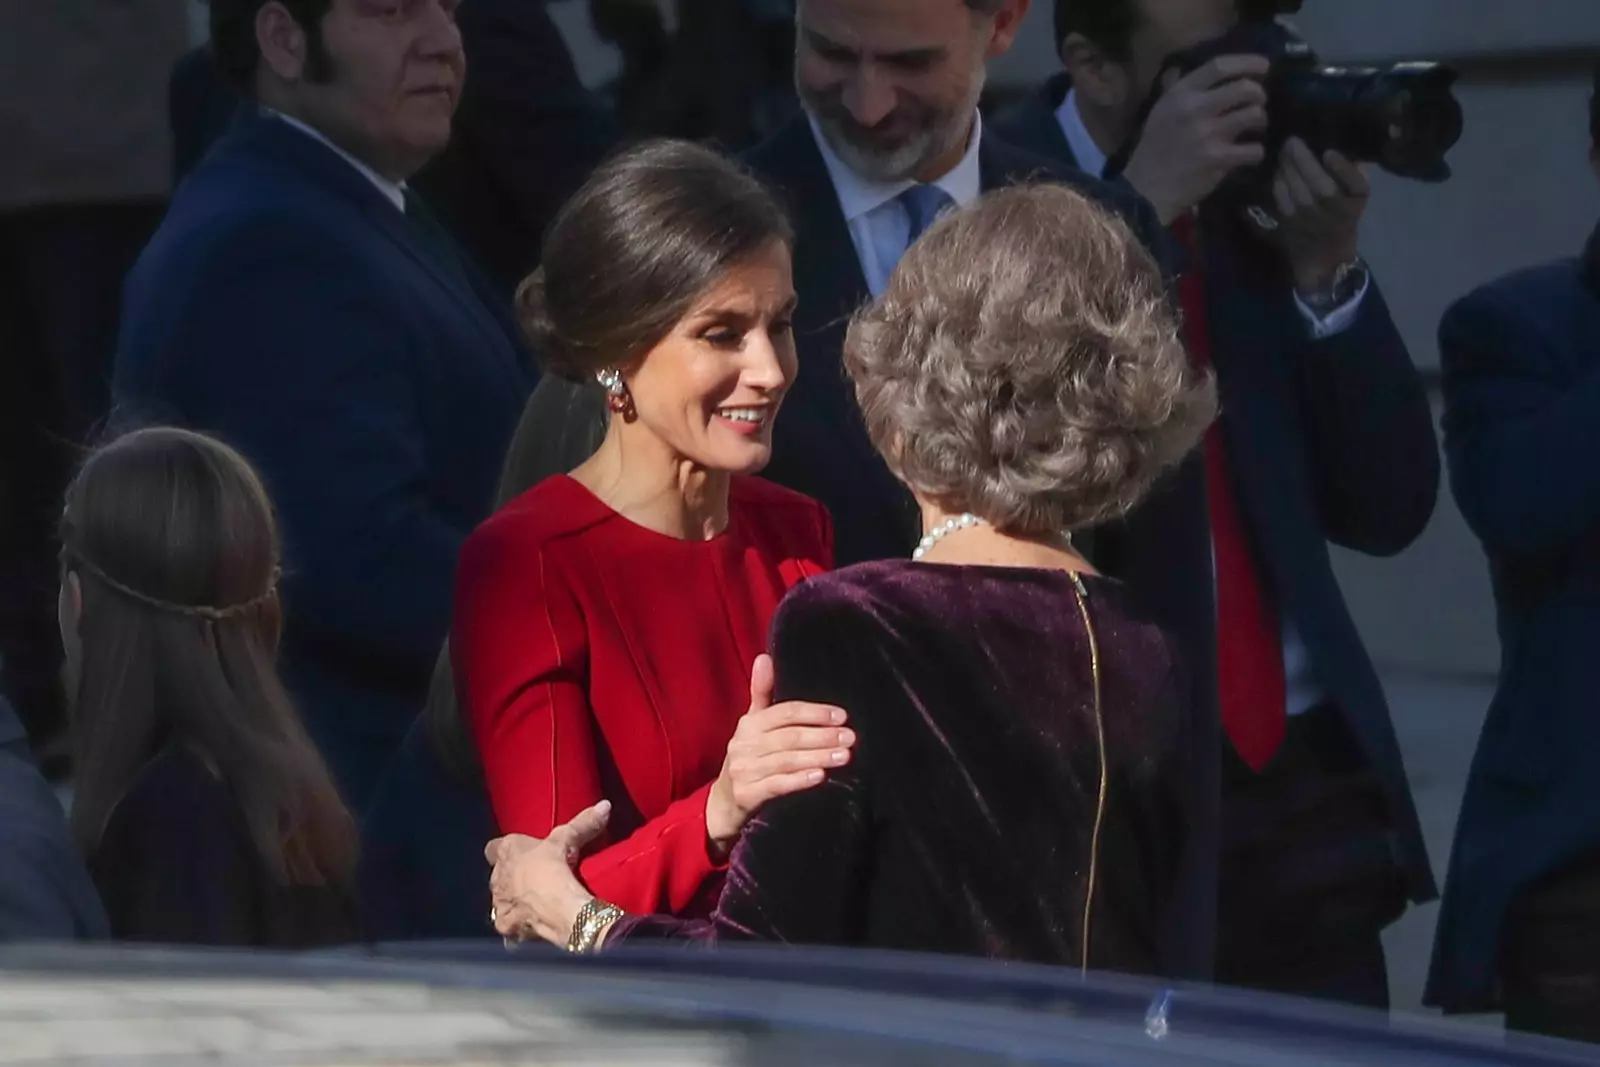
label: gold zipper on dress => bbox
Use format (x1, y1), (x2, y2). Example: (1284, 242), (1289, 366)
(1067, 572), (1108, 977)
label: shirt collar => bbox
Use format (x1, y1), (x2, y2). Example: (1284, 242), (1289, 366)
(1054, 88), (1110, 180)
(266, 109), (408, 212)
(807, 109), (986, 223)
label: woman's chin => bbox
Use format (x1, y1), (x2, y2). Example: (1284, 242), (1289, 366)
(694, 430), (774, 476)
(713, 446), (773, 477)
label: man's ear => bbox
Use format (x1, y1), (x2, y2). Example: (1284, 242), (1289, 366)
(1060, 32), (1125, 110)
(256, 1), (313, 82)
(984, 0), (1034, 61)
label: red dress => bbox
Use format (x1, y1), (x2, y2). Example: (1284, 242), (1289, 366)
(452, 474), (833, 916)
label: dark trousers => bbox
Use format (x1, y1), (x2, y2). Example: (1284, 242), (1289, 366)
(1215, 703), (1409, 1010)
(1502, 851), (1600, 1044)
(0, 201), (164, 757)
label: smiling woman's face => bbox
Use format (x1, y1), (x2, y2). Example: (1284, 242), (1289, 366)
(621, 239), (799, 475)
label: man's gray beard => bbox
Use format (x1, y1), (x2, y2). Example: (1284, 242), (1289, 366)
(818, 121), (945, 184)
(801, 60), (988, 184)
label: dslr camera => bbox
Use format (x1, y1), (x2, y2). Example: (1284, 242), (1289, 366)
(1116, 0), (1464, 231)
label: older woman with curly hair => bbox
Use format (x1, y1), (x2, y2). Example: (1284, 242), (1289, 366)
(486, 182), (1217, 977)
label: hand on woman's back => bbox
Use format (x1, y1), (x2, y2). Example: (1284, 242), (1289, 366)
(705, 654), (854, 852)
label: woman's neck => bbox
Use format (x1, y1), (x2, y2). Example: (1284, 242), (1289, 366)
(570, 419), (731, 541)
(914, 504), (1096, 576)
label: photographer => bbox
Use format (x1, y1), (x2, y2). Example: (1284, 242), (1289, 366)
(1426, 67), (1600, 1043)
(995, 0), (1440, 1008)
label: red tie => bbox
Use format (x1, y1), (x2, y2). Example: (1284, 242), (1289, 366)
(1172, 214), (1286, 771)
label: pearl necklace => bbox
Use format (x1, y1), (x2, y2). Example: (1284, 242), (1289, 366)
(913, 513), (984, 560)
(912, 515), (1078, 561)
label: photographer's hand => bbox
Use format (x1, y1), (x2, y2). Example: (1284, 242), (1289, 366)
(1272, 138), (1368, 295)
(1120, 55), (1271, 226)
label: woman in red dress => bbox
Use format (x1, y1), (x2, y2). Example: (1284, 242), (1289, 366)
(451, 140), (853, 919)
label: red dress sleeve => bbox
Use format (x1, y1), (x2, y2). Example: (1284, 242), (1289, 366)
(452, 512), (723, 915)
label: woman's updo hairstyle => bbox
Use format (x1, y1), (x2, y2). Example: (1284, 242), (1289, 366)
(516, 138), (793, 381)
(844, 183), (1217, 538)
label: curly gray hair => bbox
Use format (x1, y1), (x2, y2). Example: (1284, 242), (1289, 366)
(843, 183), (1216, 538)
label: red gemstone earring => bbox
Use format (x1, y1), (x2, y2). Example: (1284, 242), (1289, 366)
(597, 368), (634, 418)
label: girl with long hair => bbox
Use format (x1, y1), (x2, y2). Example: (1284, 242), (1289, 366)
(60, 426), (359, 946)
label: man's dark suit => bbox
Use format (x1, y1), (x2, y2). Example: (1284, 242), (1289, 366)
(169, 1), (614, 299)
(743, 114), (1216, 979)
(0, 694), (107, 940)
(996, 78), (1440, 999)
(1427, 222), (1600, 1020)
(113, 113), (533, 807)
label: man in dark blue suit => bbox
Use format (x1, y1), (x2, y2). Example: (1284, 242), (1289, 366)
(995, 0), (1439, 1007)
(741, 0), (1221, 981)
(167, 0), (618, 299)
(0, 692), (107, 941)
(1426, 69), (1600, 1043)
(114, 0), (533, 808)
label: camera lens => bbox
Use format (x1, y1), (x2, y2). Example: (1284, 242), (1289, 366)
(1275, 63), (1463, 181)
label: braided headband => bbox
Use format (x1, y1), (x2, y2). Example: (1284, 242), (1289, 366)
(69, 554), (281, 622)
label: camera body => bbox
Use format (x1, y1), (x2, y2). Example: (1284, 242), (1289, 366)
(1115, 0), (1464, 232)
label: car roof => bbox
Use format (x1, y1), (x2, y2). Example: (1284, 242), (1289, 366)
(1, 942), (1590, 1067)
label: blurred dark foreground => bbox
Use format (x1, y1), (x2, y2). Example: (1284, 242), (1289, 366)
(2, 941), (1598, 1066)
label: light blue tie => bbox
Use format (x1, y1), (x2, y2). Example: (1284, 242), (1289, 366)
(898, 183), (956, 249)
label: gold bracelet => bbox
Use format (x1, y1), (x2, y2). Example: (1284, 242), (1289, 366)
(566, 897), (624, 954)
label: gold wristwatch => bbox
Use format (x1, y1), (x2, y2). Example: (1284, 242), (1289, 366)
(566, 897), (624, 954)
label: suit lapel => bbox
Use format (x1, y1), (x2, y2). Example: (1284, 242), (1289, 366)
(1003, 74), (1079, 166)
(244, 116), (523, 364)
(745, 118), (920, 557)
(1198, 210), (1306, 601)
(361, 190), (524, 362)
(748, 119), (871, 416)
(979, 132), (1033, 191)
(764, 121), (870, 334)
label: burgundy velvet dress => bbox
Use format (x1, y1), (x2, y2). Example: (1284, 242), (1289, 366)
(609, 560), (1193, 976)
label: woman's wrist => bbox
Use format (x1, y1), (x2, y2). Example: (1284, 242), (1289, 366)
(566, 895), (625, 954)
(704, 776), (738, 857)
(560, 886), (594, 938)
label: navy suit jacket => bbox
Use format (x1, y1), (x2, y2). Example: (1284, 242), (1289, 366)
(995, 79), (1440, 907)
(0, 696), (108, 941)
(113, 113), (533, 807)
(1426, 222), (1600, 1012)
(169, 1), (614, 298)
